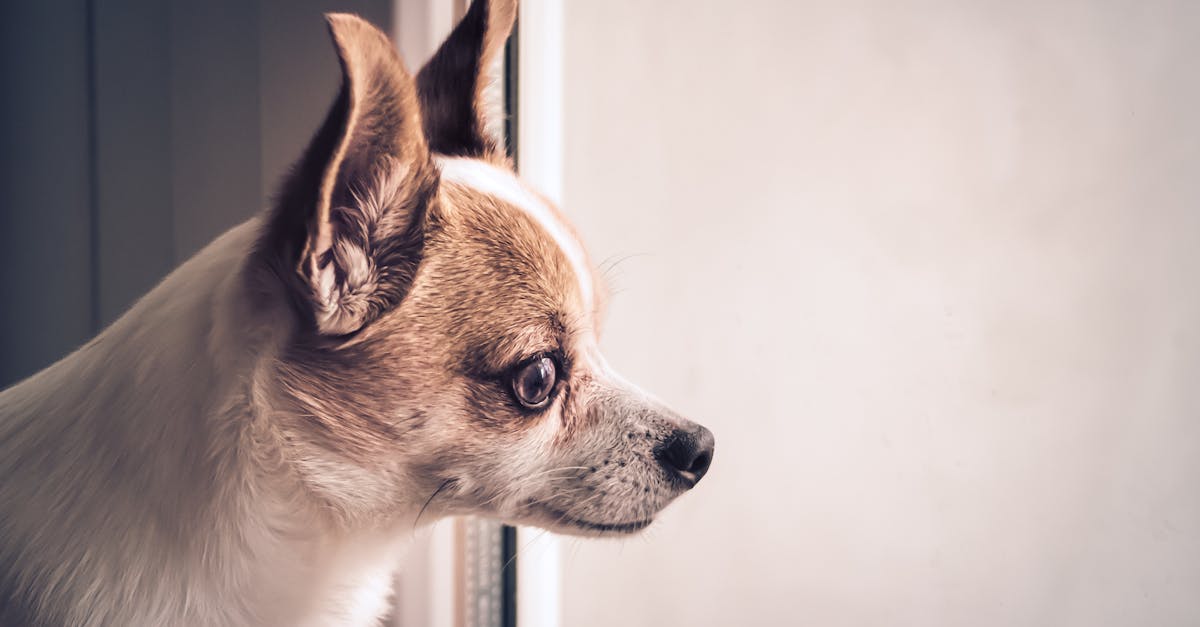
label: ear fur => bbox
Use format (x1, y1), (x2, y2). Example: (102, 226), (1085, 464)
(416, 0), (517, 157)
(261, 13), (438, 336)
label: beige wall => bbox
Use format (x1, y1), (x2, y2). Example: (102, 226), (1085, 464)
(558, 1), (1200, 625)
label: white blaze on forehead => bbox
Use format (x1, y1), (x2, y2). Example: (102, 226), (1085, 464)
(437, 156), (594, 312)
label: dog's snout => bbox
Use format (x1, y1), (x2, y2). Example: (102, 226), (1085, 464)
(656, 425), (715, 488)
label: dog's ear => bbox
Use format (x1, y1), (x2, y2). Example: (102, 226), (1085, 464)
(416, 0), (517, 157)
(262, 13), (438, 336)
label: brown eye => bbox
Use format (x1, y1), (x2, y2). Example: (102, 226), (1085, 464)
(512, 355), (557, 409)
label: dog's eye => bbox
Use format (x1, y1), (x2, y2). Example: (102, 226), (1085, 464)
(512, 355), (557, 409)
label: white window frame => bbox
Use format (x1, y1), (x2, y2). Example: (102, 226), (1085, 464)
(515, 2), (565, 627)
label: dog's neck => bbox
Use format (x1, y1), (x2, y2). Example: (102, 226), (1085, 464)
(0, 218), (411, 626)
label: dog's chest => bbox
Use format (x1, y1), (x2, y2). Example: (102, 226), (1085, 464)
(249, 531), (409, 627)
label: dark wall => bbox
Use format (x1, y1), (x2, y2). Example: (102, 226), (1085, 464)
(0, 1), (96, 385)
(0, 0), (390, 387)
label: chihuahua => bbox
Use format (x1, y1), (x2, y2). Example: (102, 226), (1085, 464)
(0, 1), (713, 625)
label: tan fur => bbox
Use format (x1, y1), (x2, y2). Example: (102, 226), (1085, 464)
(0, 3), (712, 625)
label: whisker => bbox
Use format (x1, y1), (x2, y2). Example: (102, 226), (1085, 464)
(522, 466), (590, 481)
(500, 527), (551, 573)
(498, 466), (589, 498)
(518, 486), (589, 509)
(598, 252), (650, 277)
(413, 478), (455, 531)
(476, 470), (588, 509)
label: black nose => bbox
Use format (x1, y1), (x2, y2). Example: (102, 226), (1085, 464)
(656, 425), (715, 487)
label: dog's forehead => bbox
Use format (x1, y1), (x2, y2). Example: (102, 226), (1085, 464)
(436, 157), (597, 316)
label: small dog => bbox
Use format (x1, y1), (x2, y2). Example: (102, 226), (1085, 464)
(0, 1), (713, 625)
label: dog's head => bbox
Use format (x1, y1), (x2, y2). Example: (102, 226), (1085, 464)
(255, 0), (713, 536)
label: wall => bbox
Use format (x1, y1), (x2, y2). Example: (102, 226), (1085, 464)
(559, 1), (1200, 625)
(0, 1), (95, 384)
(0, 0), (388, 386)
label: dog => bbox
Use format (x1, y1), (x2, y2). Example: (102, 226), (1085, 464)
(0, 1), (714, 624)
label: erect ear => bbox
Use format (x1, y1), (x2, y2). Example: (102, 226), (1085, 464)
(262, 13), (438, 336)
(416, 0), (517, 157)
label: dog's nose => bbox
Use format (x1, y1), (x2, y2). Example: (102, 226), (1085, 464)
(656, 425), (715, 488)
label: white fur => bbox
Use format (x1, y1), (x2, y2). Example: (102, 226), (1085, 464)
(437, 156), (595, 312)
(0, 219), (410, 626)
